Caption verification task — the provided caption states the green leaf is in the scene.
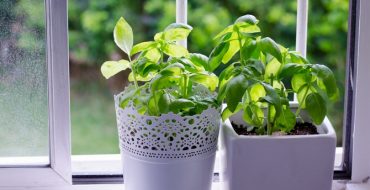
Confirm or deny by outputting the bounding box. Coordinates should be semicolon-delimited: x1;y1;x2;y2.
101;60;130;79
264;58;281;80
142;48;161;63
246;59;265;76
225;75;249;112
119;85;138;108
128;72;155;82
289;51;308;64
275;107;296;132
189;72;219;91
158;91;172;113
221;104;243;121
160;63;185;76
169;99;196;113
258;37;282;63
249;83;266;102
241;40;259;60
238;24;261;34
134;58;160;77
222;40;240;63
235;15;259;25
164;23;193;41
131;41;156;56
209;42;230;71
296;84;313;108
154;32;164;41
114;17;133;56
188;53;209;71
163;43;189;57
151;74;181;92
306;93;327;125
292;73;308;92
214;25;234;41
279;63;305;79
312;64;338;99
260;82;282;117
243;103;264;127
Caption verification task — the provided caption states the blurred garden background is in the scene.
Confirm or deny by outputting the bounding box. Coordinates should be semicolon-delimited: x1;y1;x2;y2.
0;0;349;155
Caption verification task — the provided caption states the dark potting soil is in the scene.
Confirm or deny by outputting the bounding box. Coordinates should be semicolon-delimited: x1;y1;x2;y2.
231;122;319;136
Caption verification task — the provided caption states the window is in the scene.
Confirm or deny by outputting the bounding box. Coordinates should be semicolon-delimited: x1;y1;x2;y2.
0;0;71;186
2;0;370;187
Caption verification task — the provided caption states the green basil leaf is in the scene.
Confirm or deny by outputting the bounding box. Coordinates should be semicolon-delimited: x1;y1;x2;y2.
158;91;172;114
169;99;196;113
163;43;189;57
221;103;243;121
142;48;161;63
246;59;265;76
243;103;264;127
114;17;133;56
119;85;138;109
151;74;180;92
306;93;327;125
275;106;296;132
164;23;193;41
292;73;308;92
128;72;155;82
237;24;261;34
249;83;266;102
189;72;219;91
131;41;156;56
160;63;185;76
312;64;338;99
222;40;240;63
289;51;308;64
225;75;249;112
279;63;305;79
235;15;259;25
188;53;209;71
209;42;230;71
213;25;234;41
258;37;282;63
264;58;281;80
101;60;130;79
260;82;282;117
241;40;259;61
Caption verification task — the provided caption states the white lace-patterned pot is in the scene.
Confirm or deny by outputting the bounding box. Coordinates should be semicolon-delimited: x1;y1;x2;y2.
114;92;221;190
220;103;336;190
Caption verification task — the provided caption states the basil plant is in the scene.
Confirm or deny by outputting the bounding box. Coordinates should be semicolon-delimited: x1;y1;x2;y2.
210;15;339;135
101;17;219;116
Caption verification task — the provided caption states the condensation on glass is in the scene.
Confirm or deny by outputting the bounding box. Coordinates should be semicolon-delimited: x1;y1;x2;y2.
0;0;49;164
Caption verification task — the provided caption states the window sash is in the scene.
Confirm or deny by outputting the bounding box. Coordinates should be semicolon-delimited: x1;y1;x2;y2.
0;0;71;186
350;0;370;182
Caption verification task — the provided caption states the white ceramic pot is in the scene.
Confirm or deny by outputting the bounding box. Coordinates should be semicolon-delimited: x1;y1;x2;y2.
115;92;220;190
220;104;336;190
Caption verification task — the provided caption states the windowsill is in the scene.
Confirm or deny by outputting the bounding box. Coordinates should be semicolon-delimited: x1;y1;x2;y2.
1;181;363;190
71;147;343;175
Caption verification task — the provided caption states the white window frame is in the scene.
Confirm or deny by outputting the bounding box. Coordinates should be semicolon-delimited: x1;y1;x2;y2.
0;0;71;187
350;0;370;183
2;0;370;188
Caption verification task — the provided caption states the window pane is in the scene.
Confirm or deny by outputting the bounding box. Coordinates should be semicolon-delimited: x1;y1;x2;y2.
69;0;154;155
0;0;49;162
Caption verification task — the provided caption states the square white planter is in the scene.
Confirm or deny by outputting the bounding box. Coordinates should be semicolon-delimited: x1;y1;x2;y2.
220;108;336;190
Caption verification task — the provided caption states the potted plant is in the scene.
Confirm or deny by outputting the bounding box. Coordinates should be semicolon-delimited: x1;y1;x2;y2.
209;15;339;190
101;17;221;190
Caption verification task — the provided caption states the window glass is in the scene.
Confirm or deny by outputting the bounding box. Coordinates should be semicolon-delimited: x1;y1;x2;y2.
0;0;49;161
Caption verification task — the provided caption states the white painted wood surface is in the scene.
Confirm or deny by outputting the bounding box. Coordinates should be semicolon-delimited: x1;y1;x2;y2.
351;0;370;183
0;0;71;186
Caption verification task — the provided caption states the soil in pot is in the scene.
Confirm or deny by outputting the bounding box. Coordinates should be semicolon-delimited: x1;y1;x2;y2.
231;122;319;136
